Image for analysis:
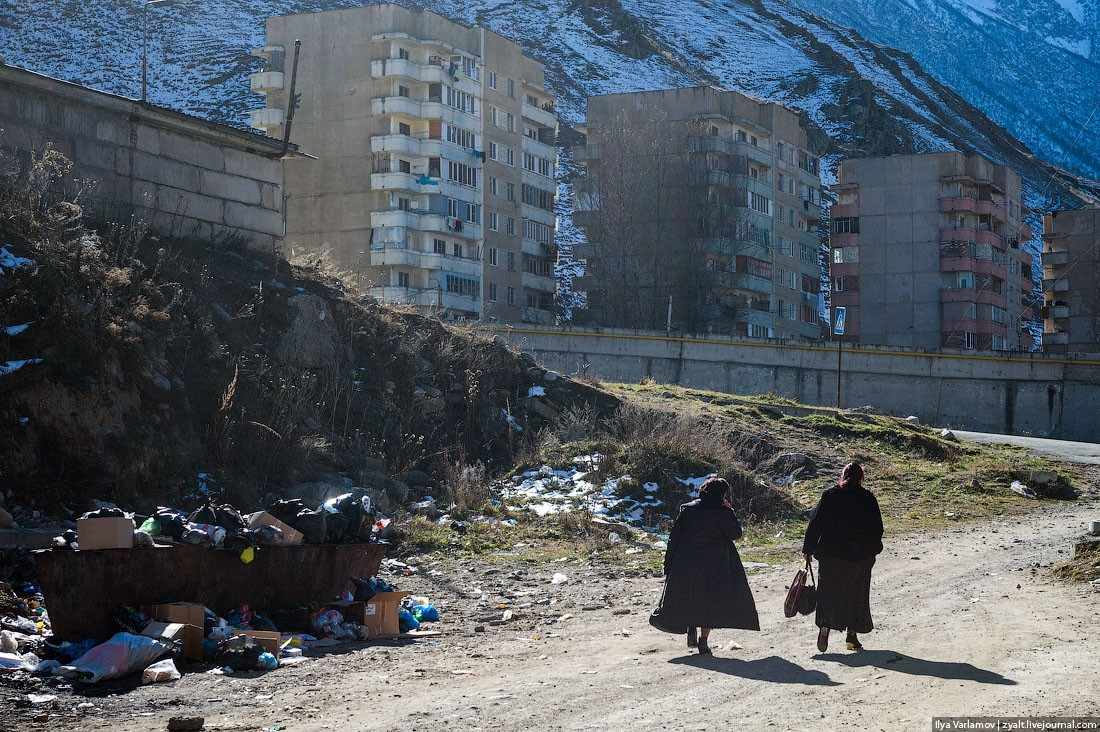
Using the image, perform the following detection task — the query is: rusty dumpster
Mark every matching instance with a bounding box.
[33,542,387,641]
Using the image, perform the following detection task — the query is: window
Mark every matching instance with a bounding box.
[832,275,857,292]
[832,248,843,264]
[523,152,553,178]
[507,251,516,271]
[734,130,747,142]
[445,274,480,297]
[800,243,816,263]
[447,198,458,218]
[397,271,410,288]
[397,197,410,211]
[507,78,515,98]
[398,159,411,174]
[522,184,555,211]
[990,305,1006,324]
[489,247,498,266]
[398,85,410,98]
[527,94,539,106]
[778,269,796,288]
[399,122,411,136]
[488,282,498,302]
[748,323,772,338]
[434,239,446,255]
[453,243,463,258]
[523,256,552,277]
[506,217,516,236]
[488,212,499,231]
[489,176,499,196]
[488,71,497,90]
[799,305,818,324]
[447,161,478,187]
[461,57,479,81]
[507,286,516,305]
[506,181,515,200]
[779,237,795,257]
[506,148,515,166]
[964,332,977,349]
[464,203,480,224]
[446,87,477,114]
[397,48,410,60]
[446,125,477,149]
[523,219,552,244]
[778,299,796,320]
[831,217,860,234]
[750,192,771,215]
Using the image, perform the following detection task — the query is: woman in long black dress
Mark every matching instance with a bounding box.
[660,477,760,655]
[802,461,884,652]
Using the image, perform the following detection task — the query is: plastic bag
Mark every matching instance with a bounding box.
[212,635,262,672]
[187,501,245,531]
[142,658,181,684]
[54,632,171,683]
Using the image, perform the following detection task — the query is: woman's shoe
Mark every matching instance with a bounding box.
[816,627,830,652]
[845,633,863,651]
[697,638,711,655]
[687,627,698,648]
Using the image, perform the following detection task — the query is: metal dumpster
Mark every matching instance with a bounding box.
[33,542,388,641]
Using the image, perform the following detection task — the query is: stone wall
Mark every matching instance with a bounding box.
[0,65,286,249]
[490,324,1100,442]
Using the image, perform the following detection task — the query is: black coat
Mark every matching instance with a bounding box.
[659,500,760,631]
[802,485,884,560]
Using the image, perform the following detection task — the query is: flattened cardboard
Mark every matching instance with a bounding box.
[245,511,304,545]
[77,517,134,550]
[150,602,206,630]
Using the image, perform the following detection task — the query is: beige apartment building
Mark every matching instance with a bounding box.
[1041,206,1100,353]
[251,4,558,323]
[830,152,1034,350]
[571,87,826,340]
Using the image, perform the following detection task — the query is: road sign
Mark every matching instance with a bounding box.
[833,307,846,336]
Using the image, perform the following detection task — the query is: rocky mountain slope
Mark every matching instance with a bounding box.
[2,0,1096,213]
[787,0,1100,182]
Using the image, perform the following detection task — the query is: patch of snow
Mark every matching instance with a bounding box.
[0,359,44,376]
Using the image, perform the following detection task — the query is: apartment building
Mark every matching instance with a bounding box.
[571,87,826,340]
[831,152,1034,350]
[1041,206,1100,353]
[250,4,558,323]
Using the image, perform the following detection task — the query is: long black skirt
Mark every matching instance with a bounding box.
[815,555,875,633]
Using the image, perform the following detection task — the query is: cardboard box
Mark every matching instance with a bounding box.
[150,602,206,631]
[232,629,280,656]
[245,511,304,545]
[142,620,204,661]
[325,600,366,625]
[77,517,134,550]
[362,591,409,639]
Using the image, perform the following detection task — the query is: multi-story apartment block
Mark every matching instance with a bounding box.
[1041,206,1100,353]
[831,152,1034,350]
[571,87,826,340]
[250,4,558,323]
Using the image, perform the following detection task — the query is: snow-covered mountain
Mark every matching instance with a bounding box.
[0,0,1095,213]
[786,0,1100,182]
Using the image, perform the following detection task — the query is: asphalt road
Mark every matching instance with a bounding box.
[953,431,1100,465]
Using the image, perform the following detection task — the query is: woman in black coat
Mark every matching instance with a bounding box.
[660,477,760,655]
[802,462,884,652]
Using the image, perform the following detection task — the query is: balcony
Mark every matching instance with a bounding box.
[249,107,284,132]
[371,58,420,82]
[689,168,731,187]
[975,199,1007,221]
[1043,278,1070,292]
[571,209,600,228]
[371,171,421,192]
[688,136,734,155]
[940,196,978,214]
[712,271,772,294]
[730,173,771,198]
[419,101,479,127]
[522,102,557,129]
[572,242,597,260]
[729,140,772,167]
[830,203,859,218]
[572,274,599,291]
[522,271,555,292]
[571,144,603,163]
[974,230,1005,247]
[370,96,421,118]
[370,247,421,268]
[371,210,419,229]
[249,71,284,93]
[1048,305,1070,319]
[371,134,421,157]
[1041,250,1070,267]
[1043,332,1070,346]
[801,198,822,218]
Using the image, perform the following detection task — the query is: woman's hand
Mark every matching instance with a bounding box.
[803,552,812,565]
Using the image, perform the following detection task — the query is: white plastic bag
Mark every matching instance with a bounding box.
[142,658,181,684]
[53,632,171,683]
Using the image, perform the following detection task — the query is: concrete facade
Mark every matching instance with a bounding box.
[1041,207,1100,353]
[489,325,1100,442]
[571,86,826,340]
[0,65,287,249]
[253,4,558,324]
[832,153,1034,351]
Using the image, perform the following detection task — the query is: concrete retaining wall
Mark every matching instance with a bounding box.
[490,325,1100,442]
[0,65,286,250]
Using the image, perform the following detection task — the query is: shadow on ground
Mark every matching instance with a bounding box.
[669,654,840,686]
[816,649,1015,685]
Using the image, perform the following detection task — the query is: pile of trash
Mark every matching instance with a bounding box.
[0,573,440,684]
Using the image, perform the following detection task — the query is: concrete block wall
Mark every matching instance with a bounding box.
[490,324,1100,443]
[0,66,286,250]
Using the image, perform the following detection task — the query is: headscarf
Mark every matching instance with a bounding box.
[839,462,864,489]
[698,477,731,507]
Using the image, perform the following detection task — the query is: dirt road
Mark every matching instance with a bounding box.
[6,499,1100,732]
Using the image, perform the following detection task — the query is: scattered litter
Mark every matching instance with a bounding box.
[142,659,181,684]
[28,693,58,705]
[1010,481,1037,499]
[551,573,569,584]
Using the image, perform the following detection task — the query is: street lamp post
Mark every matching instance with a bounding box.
[142,0,187,103]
